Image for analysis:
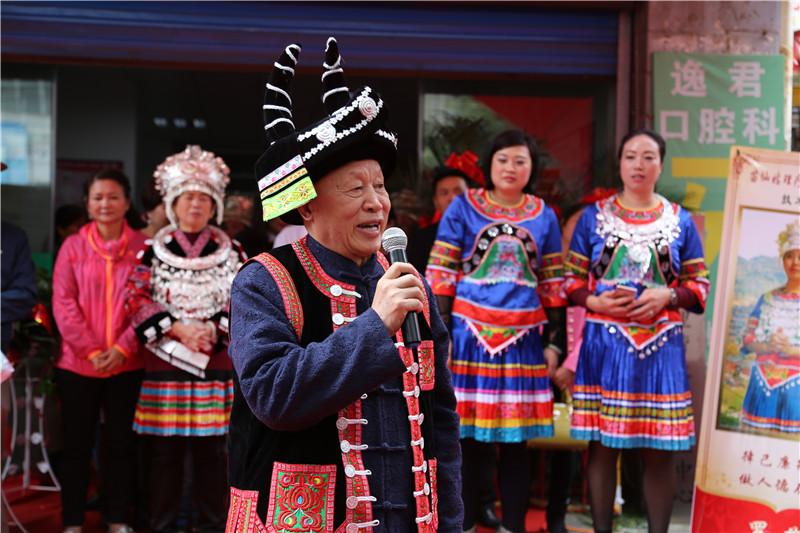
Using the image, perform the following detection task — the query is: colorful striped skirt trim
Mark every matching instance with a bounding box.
[742,367,800,435]
[451,317,553,443]
[570,322,695,450]
[133,378,234,437]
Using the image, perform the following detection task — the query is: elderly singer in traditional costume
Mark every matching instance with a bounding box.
[226,39,462,533]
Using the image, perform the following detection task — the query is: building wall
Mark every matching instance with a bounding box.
[55,68,138,204]
[642,1,783,123]
[649,1,782,54]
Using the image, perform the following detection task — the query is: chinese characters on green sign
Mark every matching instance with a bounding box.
[654,53,785,211]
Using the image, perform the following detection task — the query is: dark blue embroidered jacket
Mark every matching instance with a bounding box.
[228,235,463,532]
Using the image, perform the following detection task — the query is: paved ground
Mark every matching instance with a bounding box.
[565,502,692,533]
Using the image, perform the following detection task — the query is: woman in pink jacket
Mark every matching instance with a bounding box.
[52,169,146,533]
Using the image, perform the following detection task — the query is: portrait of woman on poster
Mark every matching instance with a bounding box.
[740,220,800,439]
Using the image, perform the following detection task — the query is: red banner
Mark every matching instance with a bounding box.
[692,488,800,533]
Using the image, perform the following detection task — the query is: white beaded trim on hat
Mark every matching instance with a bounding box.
[300,90,385,162]
[297,87,378,142]
[375,129,398,147]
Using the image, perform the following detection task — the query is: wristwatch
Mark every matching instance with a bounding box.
[668,287,678,308]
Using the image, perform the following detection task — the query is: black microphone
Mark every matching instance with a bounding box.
[381,227,421,348]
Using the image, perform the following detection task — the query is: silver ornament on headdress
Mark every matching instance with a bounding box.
[778,219,800,258]
[153,145,230,227]
[320,37,394,149]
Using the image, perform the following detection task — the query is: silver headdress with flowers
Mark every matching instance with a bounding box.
[154,145,231,227]
[778,219,800,257]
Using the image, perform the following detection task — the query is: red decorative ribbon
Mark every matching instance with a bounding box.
[580,187,617,205]
[445,150,485,187]
[417,211,442,229]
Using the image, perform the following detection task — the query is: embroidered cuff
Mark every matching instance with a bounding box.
[537,279,568,307]
[565,250,590,277]
[568,287,592,307]
[134,310,175,344]
[680,279,709,313]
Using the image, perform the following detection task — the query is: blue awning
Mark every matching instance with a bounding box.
[1,2,618,76]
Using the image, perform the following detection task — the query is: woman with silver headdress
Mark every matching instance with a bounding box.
[741,220,800,437]
[127,145,245,533]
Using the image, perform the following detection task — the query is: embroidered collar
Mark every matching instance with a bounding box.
[466,188,543,222]
[608,196,665,224]
[174,227,212,259]
[773,288,800,300]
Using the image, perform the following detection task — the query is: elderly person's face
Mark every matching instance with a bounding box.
[299,159,390,265]
[173,190,214,233]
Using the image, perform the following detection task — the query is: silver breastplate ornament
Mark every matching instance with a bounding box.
[150,226,241,322]
[595,194,681,279]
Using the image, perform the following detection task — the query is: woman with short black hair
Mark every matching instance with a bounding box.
[428,128,566,533]
[53,169,146,533]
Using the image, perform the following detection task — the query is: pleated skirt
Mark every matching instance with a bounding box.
[742,363,800,435]
[133,377,234,437]
[571,321,695,450]
[451,317,553,443]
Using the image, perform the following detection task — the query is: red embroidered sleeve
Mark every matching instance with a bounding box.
[126,251,173,343]
[678,258,710,312]
[536,252,567,307]
[563,249,590,297]
[425,240,461,297]
[248,253,303,341]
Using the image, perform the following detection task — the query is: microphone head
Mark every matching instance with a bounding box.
[382,227,408,253]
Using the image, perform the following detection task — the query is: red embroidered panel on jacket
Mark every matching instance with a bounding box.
[267,462,336,533]
[378,251,439,527]
[226,488,266,533]
[248,253,304,340]
[292,237,374,531]
[290,237,439,531]
[376,252,435,391]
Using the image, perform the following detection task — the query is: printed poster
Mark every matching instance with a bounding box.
[692,146,800,533]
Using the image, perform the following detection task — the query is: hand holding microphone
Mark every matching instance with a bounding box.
[373,228,423,347]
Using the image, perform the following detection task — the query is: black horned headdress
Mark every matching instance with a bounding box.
[256,37,398,223]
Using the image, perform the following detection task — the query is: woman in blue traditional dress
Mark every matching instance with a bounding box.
[563,129,709,533]
[741,220,800,437]
[427,129,566,533]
